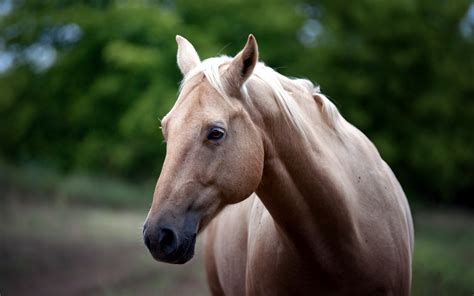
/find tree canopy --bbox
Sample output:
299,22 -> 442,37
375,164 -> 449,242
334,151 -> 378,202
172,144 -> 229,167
1,0 -> 473,205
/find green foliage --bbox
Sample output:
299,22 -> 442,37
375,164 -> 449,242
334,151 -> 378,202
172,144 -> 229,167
0,0 -> 473,205
293,0 -> 474,204
0,3 -> 181,176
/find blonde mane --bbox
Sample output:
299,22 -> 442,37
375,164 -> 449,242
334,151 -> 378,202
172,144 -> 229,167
179,56 -> 346,137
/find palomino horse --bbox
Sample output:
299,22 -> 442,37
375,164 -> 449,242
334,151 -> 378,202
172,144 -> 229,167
143,34 -> 414,295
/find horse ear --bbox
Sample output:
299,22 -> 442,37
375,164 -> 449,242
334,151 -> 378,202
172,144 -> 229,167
176,35 -> 200,76
223,34 -> 259,93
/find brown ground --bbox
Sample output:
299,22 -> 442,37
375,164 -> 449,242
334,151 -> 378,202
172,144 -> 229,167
2,199 -> 473,295
0,201 -> 209,296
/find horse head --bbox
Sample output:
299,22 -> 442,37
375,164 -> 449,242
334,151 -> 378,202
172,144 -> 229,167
143,35 -> 264,264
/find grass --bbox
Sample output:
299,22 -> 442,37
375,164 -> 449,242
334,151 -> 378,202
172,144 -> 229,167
0,202 -> 208,296
412,208 -> 474,295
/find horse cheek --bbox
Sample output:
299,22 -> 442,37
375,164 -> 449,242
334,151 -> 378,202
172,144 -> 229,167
224,137 -> 263,204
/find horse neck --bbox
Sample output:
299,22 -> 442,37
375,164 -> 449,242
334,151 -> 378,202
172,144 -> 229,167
246,78 -> 359,256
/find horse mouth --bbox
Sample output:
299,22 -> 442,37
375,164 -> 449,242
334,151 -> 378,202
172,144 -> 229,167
172,233 -> 197,264
145,212 -> 201,264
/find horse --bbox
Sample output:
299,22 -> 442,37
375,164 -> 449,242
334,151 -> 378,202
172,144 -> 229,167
143,34 -> 414,295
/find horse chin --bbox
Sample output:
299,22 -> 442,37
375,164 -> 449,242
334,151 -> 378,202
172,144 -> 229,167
172,233 -> 197,264
197,203 -> 225,234
197,216 -> 211,234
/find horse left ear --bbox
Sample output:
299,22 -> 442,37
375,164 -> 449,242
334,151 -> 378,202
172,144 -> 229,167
223,34 -> 259,94
176,35 -> 201,76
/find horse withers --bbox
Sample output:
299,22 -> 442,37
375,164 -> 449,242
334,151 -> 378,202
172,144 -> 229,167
143,34 -> 414,295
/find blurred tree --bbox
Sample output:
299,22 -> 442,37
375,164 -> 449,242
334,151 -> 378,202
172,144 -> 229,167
0,0 -> 472,205
295,0 -> 474,205
0,1 -> 182,177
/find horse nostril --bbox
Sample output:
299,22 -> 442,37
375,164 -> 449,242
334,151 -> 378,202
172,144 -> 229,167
158,227 -> 178,256
144,234 -> 152,250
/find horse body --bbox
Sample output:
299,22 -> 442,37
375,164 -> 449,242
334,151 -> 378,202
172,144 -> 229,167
143,35 -> 414,296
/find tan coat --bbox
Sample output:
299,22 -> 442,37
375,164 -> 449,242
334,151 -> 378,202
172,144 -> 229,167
144,35 -> 414,296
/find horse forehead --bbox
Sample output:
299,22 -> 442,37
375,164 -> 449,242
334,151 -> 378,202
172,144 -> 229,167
162,81 -> 224,130
188,81 -> 220,105
177,78 -> 229,115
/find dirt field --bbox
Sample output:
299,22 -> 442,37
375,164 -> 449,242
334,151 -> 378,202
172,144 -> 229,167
0,201 -> 208,296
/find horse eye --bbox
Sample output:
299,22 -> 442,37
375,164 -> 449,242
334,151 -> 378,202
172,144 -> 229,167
207,127 -> 225,141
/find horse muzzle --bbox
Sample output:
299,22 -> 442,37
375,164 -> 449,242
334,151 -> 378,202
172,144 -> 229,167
143,218 -> 198,264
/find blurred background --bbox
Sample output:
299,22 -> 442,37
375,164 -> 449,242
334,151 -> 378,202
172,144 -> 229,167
0,0 -> 473,295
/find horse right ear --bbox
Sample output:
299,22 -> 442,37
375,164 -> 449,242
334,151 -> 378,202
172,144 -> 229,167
176,35 -> 200,76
